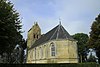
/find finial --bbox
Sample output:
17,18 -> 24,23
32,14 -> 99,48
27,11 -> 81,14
35,22 -> 38,26
36,22 -> 38,24
34,22 -> 36,25
34,21 -> 38,25
59,18 -> 61,25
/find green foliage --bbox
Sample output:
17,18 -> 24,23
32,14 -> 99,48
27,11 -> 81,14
88,14 -> 100,48
72,33 -> 89,62
88,14 -> 100,64
0,0 -> 21,53
0,0 -> 25,63
0,63 -> 99,67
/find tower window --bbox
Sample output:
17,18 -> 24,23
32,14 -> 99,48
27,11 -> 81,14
37,35 -> 38,39
34,34 -> 35,38
51,43 -> 56,56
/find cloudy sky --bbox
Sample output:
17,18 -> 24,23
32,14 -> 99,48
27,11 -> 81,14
10,0 -> 100,39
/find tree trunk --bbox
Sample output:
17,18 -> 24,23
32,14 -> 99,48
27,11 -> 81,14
80,55 -> 82,63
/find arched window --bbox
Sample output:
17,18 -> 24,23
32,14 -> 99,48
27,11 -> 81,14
51,43 -> 56,56
40,47 -> 43,59
37,35 -> 38,39
34,48 -> 36,60
34,34 -> 35,38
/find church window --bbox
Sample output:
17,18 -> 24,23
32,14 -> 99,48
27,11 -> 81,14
51,43 -> 56,56
46,46 -> 48,58
34,34 -> 35,38
38,48 -> 39,58
37,35 -> 38,39
40,47 -> 43,58
30,51 -> 33,59
34,48 -> 36,60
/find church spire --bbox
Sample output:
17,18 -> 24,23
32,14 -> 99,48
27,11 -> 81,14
59,18 -> 61,25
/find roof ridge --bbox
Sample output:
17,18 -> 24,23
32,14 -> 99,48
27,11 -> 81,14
61,25 -> 68,39
56,24 -> 61,39
49,25 -> 58,40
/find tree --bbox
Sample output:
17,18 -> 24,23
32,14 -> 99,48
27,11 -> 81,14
0,0 -> 24,63
19,39 -> 27,63
88,14 -> 100,64
72,33 -> 89,63
10,39 -> 27,64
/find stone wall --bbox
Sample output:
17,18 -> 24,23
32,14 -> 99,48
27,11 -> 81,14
27,39 -> 78,63
27,23 -> 41,48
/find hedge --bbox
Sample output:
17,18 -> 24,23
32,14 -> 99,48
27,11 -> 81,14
0,63 -> 100,67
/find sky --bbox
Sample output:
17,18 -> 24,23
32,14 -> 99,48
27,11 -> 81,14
10,0 -> 100,39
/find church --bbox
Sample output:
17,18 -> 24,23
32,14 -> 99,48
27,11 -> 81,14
26,21 -> 78,63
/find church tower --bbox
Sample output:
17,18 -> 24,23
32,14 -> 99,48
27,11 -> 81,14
27,22 -> 41,48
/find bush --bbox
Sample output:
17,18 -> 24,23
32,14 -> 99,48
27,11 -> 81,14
0,63 -> 100,67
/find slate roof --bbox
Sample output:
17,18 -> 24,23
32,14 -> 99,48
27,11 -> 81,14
30,23 -> 75,49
